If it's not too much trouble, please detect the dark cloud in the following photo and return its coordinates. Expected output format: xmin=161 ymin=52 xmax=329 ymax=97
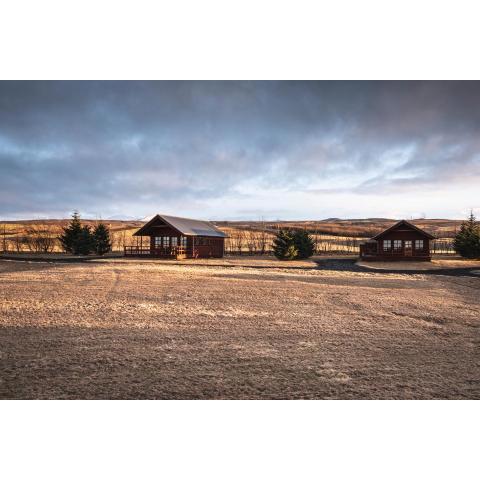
xmin=1 ymin=81 xmax=479 ymax=219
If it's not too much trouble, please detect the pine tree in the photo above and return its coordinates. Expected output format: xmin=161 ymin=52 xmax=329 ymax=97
xmin=273 ymin=229 xmax=298 ymax=260
xmin=453 ymin=212 xmax=480 ymax=259
xmin=59 ymin=212 xmax=83 ymax=254
xmin=77 ymin=225 xmax=94 ymax=255
xmin=293 ymin=229 xmax=315 ymax=259
xmin=58 ymin=212 xmax=95 ymax=255
xmin=93 ymin=222 xmax=112 ymax=255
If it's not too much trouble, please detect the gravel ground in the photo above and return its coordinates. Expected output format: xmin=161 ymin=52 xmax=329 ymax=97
xmin=1 ymin=259 xmax=479 ymax=399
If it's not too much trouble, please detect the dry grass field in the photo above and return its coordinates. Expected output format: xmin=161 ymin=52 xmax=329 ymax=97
xmin=1 ymin=257 xmax=479 ymax=399
xmin=0 ymin=217 xmax=461 ymax=255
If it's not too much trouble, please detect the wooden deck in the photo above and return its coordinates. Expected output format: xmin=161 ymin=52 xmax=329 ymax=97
xmin=360 ymin=246 xmax=431 ymax=261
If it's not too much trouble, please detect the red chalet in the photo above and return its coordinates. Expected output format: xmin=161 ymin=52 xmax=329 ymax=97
xmin=124 ymin=214 xmax=227 ymax=259
xmin=359 ymin=220 xmax=435 ymax=261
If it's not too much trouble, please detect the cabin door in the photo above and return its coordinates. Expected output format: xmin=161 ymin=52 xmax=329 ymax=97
xmin=404 ymin=240 xmax=412 ymax=256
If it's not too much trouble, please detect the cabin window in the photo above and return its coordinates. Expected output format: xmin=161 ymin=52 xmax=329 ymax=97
xmin=383 ymin=240 xmax=391 ymax=251
xmin=415 ymin=239 xmax=424 ymax=250
xmin=171 ymin=237 xmax=178 ymax=247
xmin=155 ymin=236 xmax=171 ymax=247
xmin=405 ymin=240 xmax=412 ymax=249
xmin=180 ymin=236 xmax=187 ymax=248
xmin=393 ymin=240 xmax=402 ymax=251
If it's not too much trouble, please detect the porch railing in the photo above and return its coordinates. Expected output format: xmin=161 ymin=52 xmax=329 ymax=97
xmin=124 ymin=246 xmax=187 ymax=257
xmin=124 ymin=246 xmax=151 ymax=256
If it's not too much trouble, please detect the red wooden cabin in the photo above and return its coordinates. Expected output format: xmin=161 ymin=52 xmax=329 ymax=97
xmin=359 ymin=220 xmax=434 ymax=261
xmin=124 ymin=214 xmax=227 ymax=259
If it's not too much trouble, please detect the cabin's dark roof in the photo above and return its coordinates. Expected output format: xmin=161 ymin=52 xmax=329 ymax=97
xmin=372 ymin=220 xmax=435 ymax=240
xmin=133 ymin=214 xmax=227 ymax=238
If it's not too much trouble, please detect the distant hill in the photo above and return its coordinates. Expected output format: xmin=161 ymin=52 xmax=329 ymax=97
xmin=106 ymin=215 xmax=141 ymax=221
xmin=215 ymin=218 xmax=462 ymax=238
xmin=1 ymin=217 xmax=462 ymax=240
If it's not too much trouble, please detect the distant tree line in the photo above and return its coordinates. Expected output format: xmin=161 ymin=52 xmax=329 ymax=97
xmin=225 ymin=227 xmax=367 ymax=256
xmin=0 ymin=224 xmax=60 ymax=253
xmin=0 ymin=218 xmax=135 ymax=254
xmin=2 ymin=212 xmax=478 ymax=259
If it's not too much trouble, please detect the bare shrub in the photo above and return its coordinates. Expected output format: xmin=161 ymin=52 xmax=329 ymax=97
xmin=232 ymin=229 xmax=245 ymax=254
xmin=24 ymin=224 xmax=58 ymax=253
xmin=245 ymin=230 xmax=258 ymax=255
xmin=12 ymin=235 xmax=27 ymax=252
xmin=256 ymin=221 xmax=269 ymax=255
xmin=111 ymin=229 xmax=128 ymax=252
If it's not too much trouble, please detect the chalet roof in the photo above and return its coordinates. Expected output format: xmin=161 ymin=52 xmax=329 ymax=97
xmin=133 ymin=214 xmax=227 ymax=238
xmin=372 ymin=220 xmax=435 ymax=240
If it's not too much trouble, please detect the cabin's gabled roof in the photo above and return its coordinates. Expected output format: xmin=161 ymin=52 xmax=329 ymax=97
xmin=133 ymin=214 xmax=227 ymax=238
xmin=372 ymin=220 xmax=435 ymax=240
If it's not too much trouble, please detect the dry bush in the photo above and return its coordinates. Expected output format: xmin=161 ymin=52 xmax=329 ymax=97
xmin=229 ymin=229 xmax=245 ymax=254
xmin=245 ymin=230 xmax=258 ymax=255
xmin=12 ymin=235 xmax=27 ymax=252
xmin=24 ymin=224 xmax=59 ymax=253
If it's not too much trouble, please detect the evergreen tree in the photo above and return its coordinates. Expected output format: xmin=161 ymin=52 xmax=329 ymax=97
xmin=453 ymin=212 xmax=480 ymax=259
xmin=59 ymin=212 xmax=83 ymax=254
xmin=273 ymin=229 xmax=298 ymax=260
xmin=293 ymin=229 xmax=315 ymax=259
xmin=93 ymin=222 xmax=112 ymax=255
xmin=77 ymin=225 xmax=95 ymax=255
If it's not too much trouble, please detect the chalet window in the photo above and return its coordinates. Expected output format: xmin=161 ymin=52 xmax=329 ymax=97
xmin=155 ymin=236 xmax=170 ymax=247
xmin=393 ymin=240 xmax=402 ymax=251
xmin=180 ymin=237 xmax=187 ymax=248
xmin=415 ymin=239 xmax=424 ymax=250
xmin=171 ymin=237 xmax=178 ymax=247
xmin=383 ymin=240 xmax=391 ymax=251
xmin=405 ymin=240 xmax=412 ymax=249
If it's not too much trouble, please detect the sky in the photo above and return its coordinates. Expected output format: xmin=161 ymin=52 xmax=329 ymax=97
xmin=0 ymin=81 xmax=479 ymax=221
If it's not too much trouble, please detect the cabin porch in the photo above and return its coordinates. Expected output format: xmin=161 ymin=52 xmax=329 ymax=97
xmin=360 ymin=239 xmax=432 ymax=261
xmin=124 ymin=245 xmax=188 ymax=259
xmin=125 ymin=234 xmax=189 ymax=259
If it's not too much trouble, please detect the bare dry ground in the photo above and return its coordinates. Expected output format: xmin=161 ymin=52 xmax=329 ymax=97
xmin=357 ymin=258 xmax=480 ymax=271
xmin=1 ymin=257 xmax=479 ymax=399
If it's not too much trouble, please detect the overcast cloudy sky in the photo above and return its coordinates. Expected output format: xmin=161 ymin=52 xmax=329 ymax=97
xmin=1 ymin=81 xmax=479 ymax=220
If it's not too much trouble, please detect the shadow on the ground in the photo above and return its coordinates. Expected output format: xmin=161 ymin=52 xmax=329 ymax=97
xmin=0 ymin=259 xmax=73 ymax=274
xmin=315 ymin=258 xmax=480 ymax=278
